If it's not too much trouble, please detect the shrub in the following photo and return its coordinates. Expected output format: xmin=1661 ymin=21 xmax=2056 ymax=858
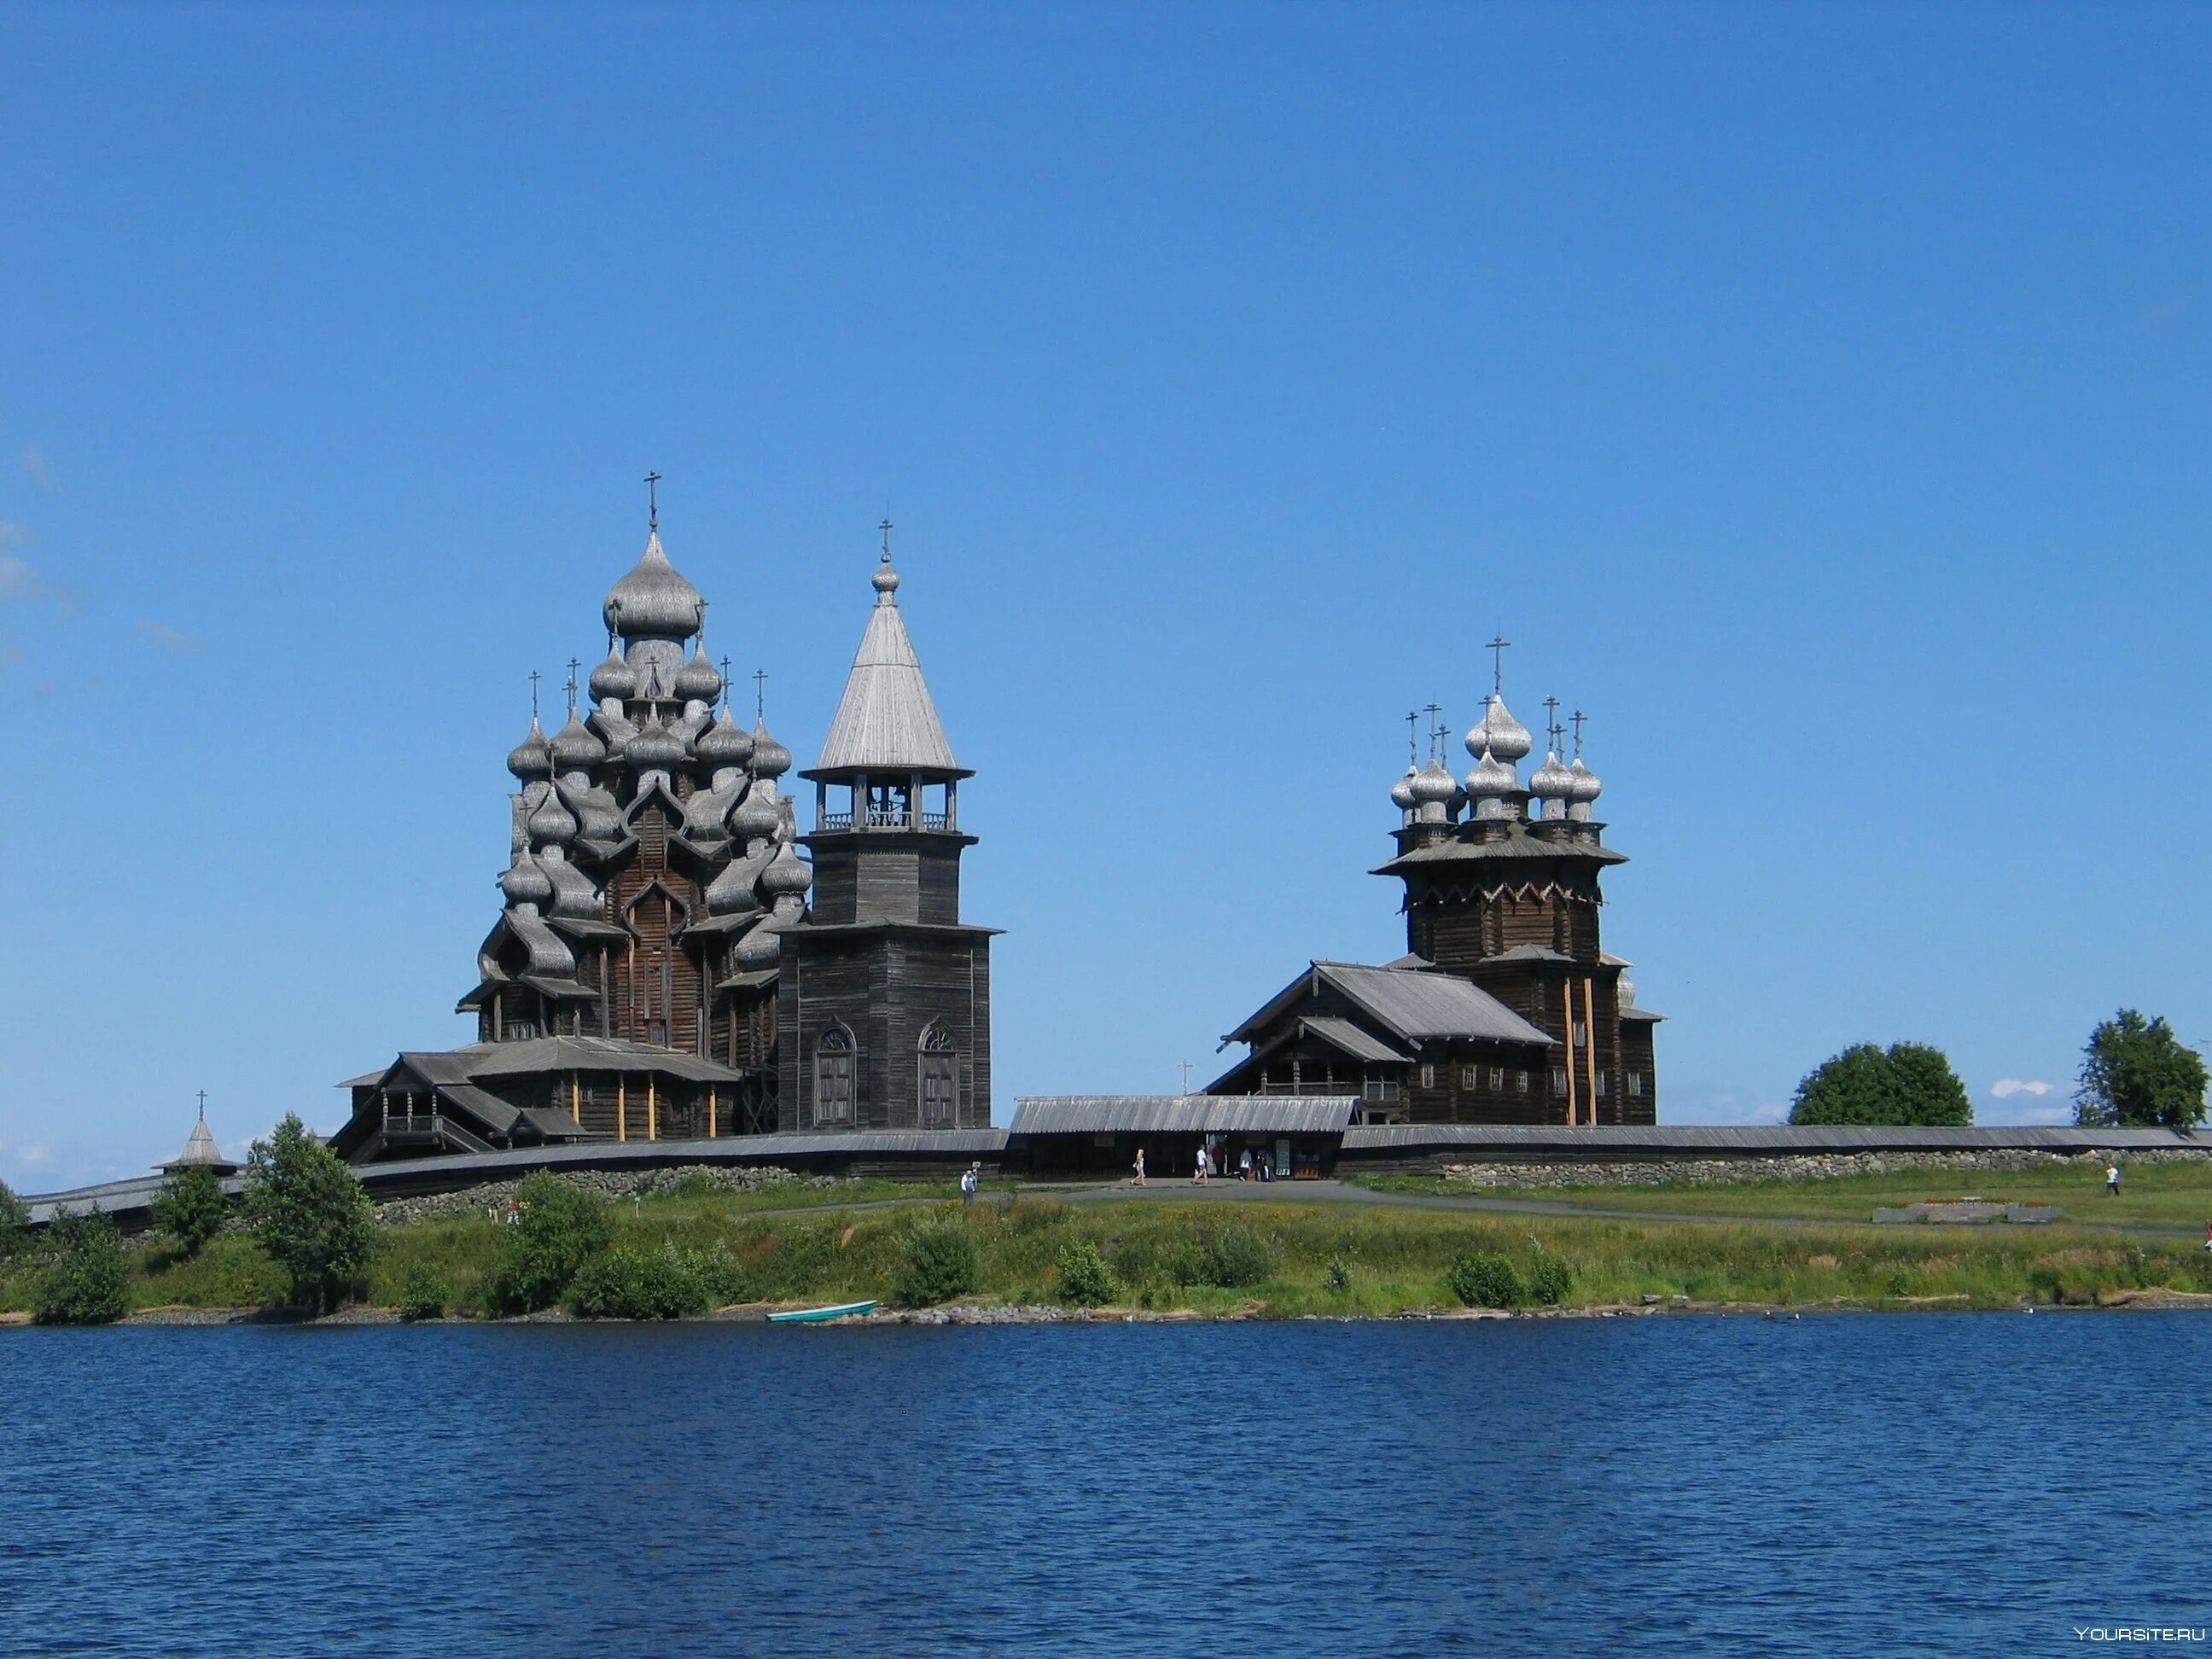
xmin=396 ymin=1264 xmax=449 ymax=1321
xmin=1057 ymin=1241 xmax=1119 ymax=1306
xmin=494 ymin=1172 xmax=612 ymax=1312
xmin=1201 ymin=1225 xmax=1278 ymax=1289
xmin=698 ymin=1242 xmax=751 ymax=1307
xmin=1790 ymin=1043 xmax=1972 ymax=1127
xmin=567 ymin=1243 xmax=711 ymax=1319
xmin=895 ymin=1218 xmax=980 ymax=1307
xmin=242 ymin=1115 xmax=376 ymax=1313
xmin=0 ymin=1179 xmax=28 ymax=1261
xmin=33 ymin=1208 xmax=131 ymax=1325
xmin=1449 ymin=1252 xmax=1522 ymax=1308
xmin=151 ymin=1165 xmax=230 ymax=1257
xmin=1324 ymin=1255 xmax=1353 ymax=1294
xmin=1528 ymin=1255 xmax=1572 ymax=1307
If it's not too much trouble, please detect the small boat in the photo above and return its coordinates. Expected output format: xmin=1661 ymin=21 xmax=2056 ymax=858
xmin=767 ymin=1301 xmax=877 ymax=1324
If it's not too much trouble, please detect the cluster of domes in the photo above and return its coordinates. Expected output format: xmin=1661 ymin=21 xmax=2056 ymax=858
xmin=1391 ymin=688 xmax=1605 ymax=829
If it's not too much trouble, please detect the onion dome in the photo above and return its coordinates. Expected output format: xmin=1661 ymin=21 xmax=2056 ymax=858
xmin=499 ymin=848 xmax=554 ymax=909
xmin=1390 ymin=766 xmax=1418 ymax=812
xmin=749 ymin=719 xmax=792 ymax=778
xmin=624 ymin=718 xmax=688 ymax=772
xmin=536 ymin=843 xmax=600 ymax=918
xmin=872 ymin=552 xmax=901 ymax=597
xmin=760 ymin=841 xmax=813 ymax=898
xmin=1465 ymin=696 xmax=1533 ymax=765
xmin=1568 ymin=757 xmax=1603 ymax=805
xmin=735 ymin=896 xmax=806 ymax=967
xmin=675 ymin=646 xmax=723 ymax=706
xmin=1529 ymin=749 xmax=1575 ymax=802
xmin=695 ymin=708 xmax=754 ymax=771
xmin=1410 ymin=757 xmax=1459 ymax=810
xmin=730 ymin=780 xmax=780 ymax=842
xmin=602 ymin=531 xmax=705 ymax=642
xmin=550 ymin=713 xmax=607 ymax=772
xmin=589 ymin=649 xmax=637 ymax=704
xmin=707 ymin=841 xmax=771 ymax=915
xmin=527 ymin=784 xmax=579 ymax=847
xmin=1464 ymin=749 xmax=1519 ymax=810
xmin=506 ymin=718 xmax=552 ymax=782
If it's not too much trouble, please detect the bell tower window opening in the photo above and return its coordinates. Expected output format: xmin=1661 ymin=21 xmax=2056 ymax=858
xmin=815 ymin=1025 xmax=856 ymax=1126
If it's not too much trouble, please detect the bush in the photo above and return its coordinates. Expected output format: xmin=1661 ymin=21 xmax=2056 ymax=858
xmin=396 ymin=1264 xmax=449 ymax=1321
xmin=698 ymin=1242 xmax=751 ymax=1307
xmin=1449 ymin=1252 xmax=1522 ymax=1308
xmin=1057 ymin=1241 xmax=1119 ymax=1306
xmin=2076 ymin=1010 xmax=2208 ymax=1129
xmin=1528 ymin=1255 xmax=1572 ymax=1307
xmin=1324 ymin=1255 xmax=1353 ymax=1294
xmin=0 ymin=1179 xmax=28 ymax=1261
xmin=1201 ymin=1225 xmax=1279 ymax=1289
xmin=494 ymin=1172 xmax=613 ymax=1312
xmin=895 ymin=1218 xmax=980 ymax=1307
xmin=1790 ymin=1043 xmax=1972 ymax=1127
xmin=151 ymin=1165 xmax=230 ymax=1257
xmin=567 ymin=1243 xmax=712 ymax=1319
xmin=33 ymin=1208 xmax=131 ymax=1325
xmin=243 ymin=1115 xmax=377 ymax=1313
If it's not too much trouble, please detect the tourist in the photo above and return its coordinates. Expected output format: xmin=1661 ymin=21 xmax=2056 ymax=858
xmin=1238 ymin=1148 xmax=1253 ymax=1181
xmin=1132 ymin=1147 xmax=1146 ymax=1186
xmin=2107 ymin=1163 xmax=2122 ymax=1196
xmin=960 ymin=1165 xmax=978 ymax=1207
xmin=1192 ymin=1146 xmax=1208 ymax=1185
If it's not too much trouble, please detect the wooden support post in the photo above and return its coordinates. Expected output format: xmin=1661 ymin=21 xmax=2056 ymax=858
xmin=707 ymin=1088 xmax=718 ymax=1139
xmin=571 ymin=1073 xmax=580 ymax=1123
xmin=1582 ymin=978 xmax=1601 ymax=1127
xmin=647 ymin=1076 xmax=657 ymax=1142
xmin=618 ymin=1078 xmax=627 ymax=1142
xmin=1562 ymin=981 xmax=1580 ymax=1126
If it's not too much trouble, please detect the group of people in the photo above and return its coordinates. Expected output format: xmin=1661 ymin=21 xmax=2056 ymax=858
xmin=1126 ymin=1144 xmax=1280 ymax=1185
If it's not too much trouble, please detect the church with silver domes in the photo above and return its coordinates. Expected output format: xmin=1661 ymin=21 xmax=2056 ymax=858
xmin=1208 ymin=661 xmax=1660 ymax=1126
xmin=332 ymin=507 xmax=994 ymax=1162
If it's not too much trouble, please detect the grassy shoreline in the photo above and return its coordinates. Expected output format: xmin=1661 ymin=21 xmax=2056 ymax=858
xmin=12 ymin=1177 xmax=2212 ymax=1324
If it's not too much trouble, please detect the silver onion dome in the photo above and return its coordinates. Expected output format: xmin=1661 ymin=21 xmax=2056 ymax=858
xmin=1410 ymin=757 xmax=1459 ymax=813
xmin=527 ymin=784 xmax=579 ymax=847
xmin=748 ymin=720 xmax=792 ymax=778
xmin=1529 ymin=749 xmax=1575 ymax=800
xmin=1567 ymin=756 xmax=1603 ymax=803
xmin=550 ymin=713 xmax=607 ymax=771
xmin=1465 ymin=696 xmax=1533 ymax=765
xmin=760 ymin=841 xmax=813 ymax=898
xmin=1464 ymin=750 xmax=1519 ymax=819
xmin=872 ymin=552 xmax=901 ymax=597
xmin=589 ymin=649 xmax=637 ymax=704
xmin=675 ymin=645 xmax=723 ymax=706
xmin=730 ymin=781 xmax=780 ymax=841
xmin=695 ymin=709 xmax=754 ymax=771
xmin=624 ymin=718 xmax=688 ymax=772
xmin=499 ymin=848 xmax=554 ymax=908
xmin=1390 ymin=766 xmax=1418 ymax=812
xmin=506 ymin=719 xmax=553 ymax=782
xmin=602 ymin=532 xmax=705 ymax=642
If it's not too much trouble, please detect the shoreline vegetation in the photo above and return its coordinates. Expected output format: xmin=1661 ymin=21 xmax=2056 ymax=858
xmin=10 ymin=1159 xmax=2212 ymax=1327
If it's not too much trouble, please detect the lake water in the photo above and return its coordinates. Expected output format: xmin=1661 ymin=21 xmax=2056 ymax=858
xmin=3 ymin=1313 xmax=2208 ymax=1656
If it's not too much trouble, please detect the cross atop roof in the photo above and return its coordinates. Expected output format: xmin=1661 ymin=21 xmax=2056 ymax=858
xmin=566 ymin=658 xmax=581 ymax=716
xmin=528 ymin=669 xmax=541 ymax=720
xmin=880 ymin=517 xmax=894 ymax=559
xmin=754 ymin=667 xmax=768 ymax=722
xmin=1570 ymin=708 xmax=1587 ymax=759
xmin=1487 ymin=633 xmax=1510 ymax=696
xmin=644 ymin=470 xmax=661 ymax=532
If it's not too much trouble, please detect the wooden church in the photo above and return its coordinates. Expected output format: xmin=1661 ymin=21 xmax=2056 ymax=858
xmin=1208 ymin=664 xmax=1660 ymax=1126
xmin=333 ymin=504 xmax=994 ymax=1162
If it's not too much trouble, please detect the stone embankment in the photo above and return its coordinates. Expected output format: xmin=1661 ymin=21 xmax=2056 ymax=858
xmin=372 ymin=1164 xmax=837 ymax=1225
xmin=1436 ymin=1147 xmax=2212 ymax=1190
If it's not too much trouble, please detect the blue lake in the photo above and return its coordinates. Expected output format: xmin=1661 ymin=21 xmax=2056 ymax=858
xmin=3 ymin=1313 xmax=2208 ymax=1656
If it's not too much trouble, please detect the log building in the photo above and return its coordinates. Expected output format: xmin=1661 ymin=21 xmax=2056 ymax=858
xmin=1208 ymin=667 xmax=1661 ymax=1126
xmin=334 ymin=505 xmax=994 ymax=1162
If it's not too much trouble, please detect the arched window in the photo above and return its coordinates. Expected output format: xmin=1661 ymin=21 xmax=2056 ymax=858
xmin=917 ymin=1022 xmax=958 ymax=1129
xmin=815 ymin=1025 xmax=855 ymax=1126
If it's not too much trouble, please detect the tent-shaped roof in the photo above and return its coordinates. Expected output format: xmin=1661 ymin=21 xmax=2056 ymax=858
xmin=160 ymin=1115 xmax=238 ymax=1174
xmin=812 ymin=560 xmax=960 ymax=775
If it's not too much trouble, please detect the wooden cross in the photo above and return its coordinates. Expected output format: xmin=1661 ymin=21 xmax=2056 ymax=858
xmin=1179 ymin=1059 xmax=1193 ymax=1093
xmin=566 ymin=659 xmax=581 ymax=716
xmin=1544 ymin=695 xmax=1562 ymax=754
xmin=719 ymin=656 xmax=733 ymax=715
xmin=528 ymin=669 xmax=541 ymax=720
xmin=1487 ymin=633 xmax=1510 ymax=695
xmin=753 ymin=668 xmax=768 ymax=722
xmin=1405 ymin=710 xmax=1420 ymax=767
xmin=880 ymin=517 xmax=894 ymax=557
xmin=644 ymin=470 xmax=661 ymax=531
xmin=195 ymin=1089 xmax=207 ymax=1122
xmin=1423 ymin=702 xmax=1443 ymax=761
xmin=1570 ymin=708 xmax=1587 ymax=759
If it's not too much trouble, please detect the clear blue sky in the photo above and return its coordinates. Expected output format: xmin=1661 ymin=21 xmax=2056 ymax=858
xmin=3 ymin=3 xmax=2206 ymax=1188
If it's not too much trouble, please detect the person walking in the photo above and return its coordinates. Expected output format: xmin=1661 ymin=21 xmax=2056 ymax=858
xmin=1238 ymin=1148 xmax=1253 ymax=1182
xmin=960 ymin=1165 xmax=977 ymax=1208
xmin=1132 ymin=1147 xmax=1146 ymax=1186
xmin=2107 ymin=1162 xmax=2122 ymax=1197
xmin=1191 ymin=1145 xmax=1208 ymax=1185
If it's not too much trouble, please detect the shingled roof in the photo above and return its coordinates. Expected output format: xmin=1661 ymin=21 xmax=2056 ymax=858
xmin=813 ymin=555 xmax=960 ymax=774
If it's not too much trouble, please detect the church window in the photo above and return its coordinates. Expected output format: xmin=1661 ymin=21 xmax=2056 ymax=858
xmin=815 ymin=1026 xmax=855 ymax=1125
xmin=1491 ymin=1067 xmax=1505 ymax=1091
xmin=918 ymin=1022 xmax=958 ymax=1128
xmin=1516 ymin=1070 xmax=1530 ymax=1093
xmin=1361 ymin=1068 xmax=1400 ymax=1103
xmin=1628 ymin=1072 xmax=1644 ymax=1097
xmin=1419 ymin=1063 xmax=1435 ymax=1090
xmin=1596 ymin=1070 xmax=1609 ymax=1097
xmin=1551 ymin=1068 xmax=1568 ymax=1094
xmin=1460 ymin=1066 xmax=1476 ymax=1090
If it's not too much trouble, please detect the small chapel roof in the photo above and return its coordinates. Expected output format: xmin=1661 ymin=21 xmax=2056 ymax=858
xmin=811 ymin=548 xmax=962 ymax=776
xmin=160 ymin=1110 xmax=238 ymax=1174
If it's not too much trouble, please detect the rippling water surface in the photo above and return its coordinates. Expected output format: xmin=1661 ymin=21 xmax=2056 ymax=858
xmin=3 ymin=1313 xmax=2209 ymax=1656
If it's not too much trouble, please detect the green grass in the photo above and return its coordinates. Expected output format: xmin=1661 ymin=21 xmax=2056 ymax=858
xmin=1346 ymin=1162 xmax=2212 ymax=1233
xmin=9 ymin=1184 xmax=2212 ymax=1319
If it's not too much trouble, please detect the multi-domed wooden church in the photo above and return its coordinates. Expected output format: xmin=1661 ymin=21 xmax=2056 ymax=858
xmin=332 ymin=506 xmax=995 ymax=1162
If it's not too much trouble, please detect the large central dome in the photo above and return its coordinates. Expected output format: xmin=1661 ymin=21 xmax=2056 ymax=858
xmin=602 ymin=530 xmax=704 ymax=642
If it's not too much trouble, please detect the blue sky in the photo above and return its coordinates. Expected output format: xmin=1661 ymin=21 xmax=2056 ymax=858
xmin=3 ymin=3 xmax=2206 ymax=1188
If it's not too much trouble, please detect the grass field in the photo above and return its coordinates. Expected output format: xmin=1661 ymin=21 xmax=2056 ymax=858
xmin=1346 ymin=1161 xmax=2212 ymax=1233
xmin=9 ymin=1177 xmax=2212 ymax=1320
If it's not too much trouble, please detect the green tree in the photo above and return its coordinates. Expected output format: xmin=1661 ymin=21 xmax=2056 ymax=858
xmin=493 ymin=1171 xmax=612 ymax=1312
xmin=150 ymin=1165 xmax=230 ymax=1257
xmin=2075 ymin=1010 xmax=2208 ymax=1129
xmin=33 ymin=1208 xmax=132 ymax=1325
xmin=0 ymin=1178 xmax=27 ymax=1261
xmin=895 ymin=1218 xmax=980 ymax=1307
xmin=1790 ymin=1043 xmax=1972 ymax=1126
xmin=242 ymin=1114 xmax=376 ymax=1313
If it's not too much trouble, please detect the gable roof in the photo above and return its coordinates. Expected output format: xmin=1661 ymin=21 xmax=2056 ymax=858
xmin=814 ymin=581 xmax=959 ymax=773
xmin=1224 ymin=960 xmax=1555 ymax=1050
